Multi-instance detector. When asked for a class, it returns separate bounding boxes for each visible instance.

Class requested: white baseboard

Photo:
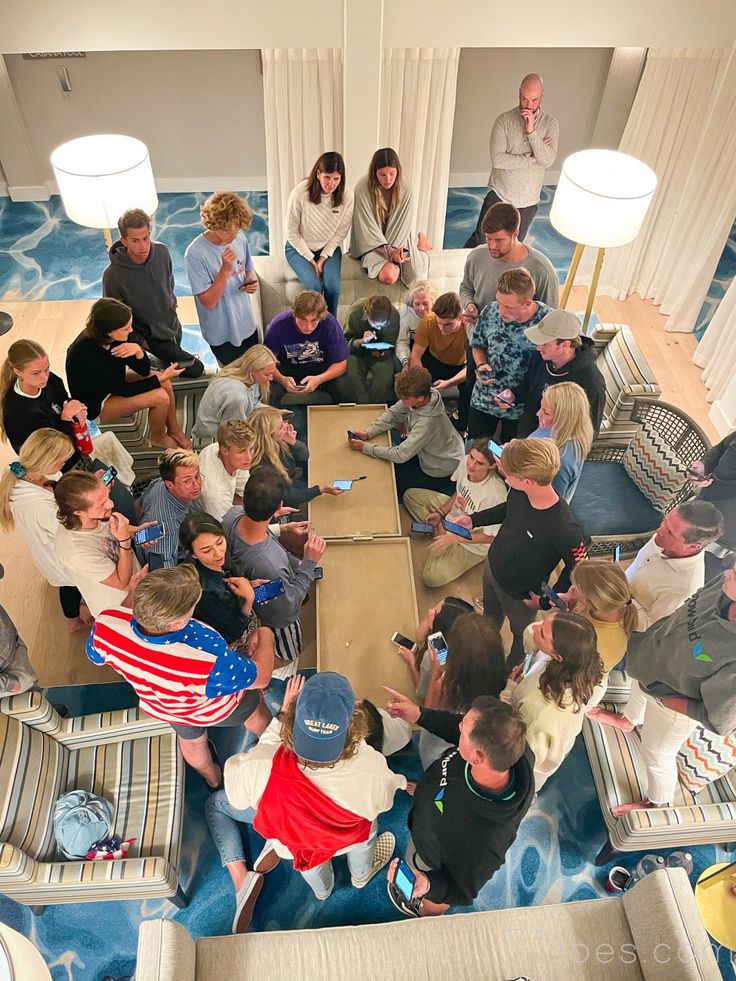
[7,184,51,201]
[0,177,269,199]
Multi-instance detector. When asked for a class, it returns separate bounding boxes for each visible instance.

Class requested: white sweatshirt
[285,181,355,259]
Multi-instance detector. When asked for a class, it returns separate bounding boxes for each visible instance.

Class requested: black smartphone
[347,430,360,440]
[133,522,164,546]
[410,521,434,535]
[441,517,473,541]
[313,567,324,581]
[685,466,712,480]
[254,578,286,604]
[612,544,621,563]
[541,581,566,612]
[390,631,416,651]
[492,391,514,407]
[101,465,117,486]
[392,858,416,902]
[427,630,449,666]
[275,513,294,525]
[176,358,196,369]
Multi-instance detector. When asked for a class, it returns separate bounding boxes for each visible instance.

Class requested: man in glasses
[141,448,204,569]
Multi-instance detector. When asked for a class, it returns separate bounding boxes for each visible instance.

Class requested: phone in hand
[313,566,324,581]
[427,630,449,666]
[391,631,416,652]
[492,390,514,406]
[392,858,416,902]
[441,517,473,541]
[612,544,621,563]
[133,522,164,546]
[101,465,117,486]
[410,521,434,535]
[333,480,353,491]
[685,466,712,480]
[253,578,286,604]
[487,439,503,458]
[175,358,196,369]
[275,513,295,525]
[347,430,360,440]
[541,581,566,612]
[291,384,308,393]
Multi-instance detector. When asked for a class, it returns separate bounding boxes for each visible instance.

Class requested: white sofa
[135,868,719,981]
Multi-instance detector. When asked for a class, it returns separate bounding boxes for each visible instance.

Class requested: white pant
[624,680,698,806]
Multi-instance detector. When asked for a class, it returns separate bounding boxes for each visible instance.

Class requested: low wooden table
[307,405,400,539]
[316,537,418,705]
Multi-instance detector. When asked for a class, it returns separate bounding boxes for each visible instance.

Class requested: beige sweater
[285,180,355,259]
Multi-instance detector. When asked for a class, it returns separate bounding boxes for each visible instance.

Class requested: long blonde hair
[570,558,638,638]
[0,339,48,443]
[248,406,291,479]
[543,382,594,462]
[217,344,277,403]
[0,428,74,531]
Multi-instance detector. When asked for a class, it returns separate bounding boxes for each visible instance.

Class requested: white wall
[450,48,614,185]
[4,50,267,190]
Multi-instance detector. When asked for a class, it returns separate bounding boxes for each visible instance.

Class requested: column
[0,55,48,201]
[343,0,384,182]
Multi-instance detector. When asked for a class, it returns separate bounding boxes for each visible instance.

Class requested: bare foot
[150,433,177,449]
[170,430,193,450]
[612,800,661,818]
[587,708,635,732]
[65,617,88,633]
[417,232,432,252]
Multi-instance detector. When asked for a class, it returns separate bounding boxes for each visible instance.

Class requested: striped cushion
[603,669,631,704]
[677,726,736,794]
[593,324,660,436]
[621,420,685,514]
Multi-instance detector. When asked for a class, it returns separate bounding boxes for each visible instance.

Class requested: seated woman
[65,298,190,450]
[179,511,286,721]
[344,294,401,404]
[206,673,404,933]
[0,428,90,632]
[396,280,437,368]
[285,151,354,317]
[409,292,467,394]
[502,611,602,791]
[193,344,276,443]
[247,406,343,510]
[350,147,431,286]
[264,290,352,406]
[528,381,593,503]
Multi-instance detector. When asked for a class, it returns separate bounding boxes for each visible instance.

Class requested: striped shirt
[140,477,200,568]
[86,608,257,727]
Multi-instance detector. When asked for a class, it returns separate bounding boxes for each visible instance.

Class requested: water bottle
[70,416,93,456]
[630,853,666,884]
[666,851,694,874]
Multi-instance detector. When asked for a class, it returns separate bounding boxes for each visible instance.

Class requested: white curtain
[693,275,736,402]
[597,46,736,332]
[262,48,343,254]
[380,47,460,251]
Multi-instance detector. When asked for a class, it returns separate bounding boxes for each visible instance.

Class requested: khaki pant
[402,488,486,588]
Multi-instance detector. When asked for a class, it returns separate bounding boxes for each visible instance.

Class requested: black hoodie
[409,707,534,906]
[102,240,179,342]
[513,335,606,438]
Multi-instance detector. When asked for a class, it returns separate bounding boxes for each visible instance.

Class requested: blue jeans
[285,243,342,316]
[205,790,377,900]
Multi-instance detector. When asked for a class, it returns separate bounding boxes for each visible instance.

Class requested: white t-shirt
[625,535,705,630]
[198,442,249,521]
[448,457,507,556]
[55,523,139,617]
[10,481,73,587]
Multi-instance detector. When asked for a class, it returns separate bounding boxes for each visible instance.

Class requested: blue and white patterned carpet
[0,682,733,981]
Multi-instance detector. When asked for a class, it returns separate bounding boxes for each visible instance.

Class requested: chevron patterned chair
[0,691,186,912]
[570,398,712,559]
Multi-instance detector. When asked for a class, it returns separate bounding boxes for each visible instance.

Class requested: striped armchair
[591,323,661,442]
[0,691,185,911]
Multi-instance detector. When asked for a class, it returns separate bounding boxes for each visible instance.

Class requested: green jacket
[343,297,400,361]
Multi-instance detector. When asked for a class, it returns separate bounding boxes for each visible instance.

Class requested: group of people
[1,69,736,935]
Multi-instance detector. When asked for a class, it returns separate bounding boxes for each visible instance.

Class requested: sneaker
[387,878,422,918]
[351,831,395,888]
[232,871,263,934]
[253,840,281,874]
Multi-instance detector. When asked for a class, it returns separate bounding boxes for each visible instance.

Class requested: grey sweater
[488,106,559,209]
[628,577,736,735]
[459,245,560,312]
[193,377,266,441]
[362,389,464,477]
[102,240,179,342]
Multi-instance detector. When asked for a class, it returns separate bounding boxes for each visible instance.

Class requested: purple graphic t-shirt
[264,311,349,375]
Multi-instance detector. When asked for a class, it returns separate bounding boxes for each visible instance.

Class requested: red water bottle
[71,416,93,456]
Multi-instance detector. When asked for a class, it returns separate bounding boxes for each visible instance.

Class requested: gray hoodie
[102,240,179,342]
[362,389,465,477]
[628,576,736,735]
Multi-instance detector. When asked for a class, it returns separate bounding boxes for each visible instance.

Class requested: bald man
[465,74,559,248]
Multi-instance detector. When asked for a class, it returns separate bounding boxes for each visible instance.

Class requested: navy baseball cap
[292,672,355,763]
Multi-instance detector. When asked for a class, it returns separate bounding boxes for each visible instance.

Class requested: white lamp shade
[550,149,657,249]
[51,134,158,230]
[0,922,52,981]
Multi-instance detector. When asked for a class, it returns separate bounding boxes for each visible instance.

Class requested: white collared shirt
[626,535,705,631]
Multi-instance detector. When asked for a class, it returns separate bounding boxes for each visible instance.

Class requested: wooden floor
[0,287,716,687]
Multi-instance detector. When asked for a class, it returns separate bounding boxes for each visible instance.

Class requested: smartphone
[410,521,434,535]
[254,578,286,604]
[541,581,566,612]
[291,384,308,393]
[477,367,493,378]
[686,466,712,480]
[492,391,514,407]
[332,480,353,491]
[176,358,196,369]
[390,631,416,652]
[521,651,536,677]
[101,465,117,486]
[612,544,621,563]
[441,517,473,541]
[392,858,416,902]
[133,522,164,546]
[427,630,449,666]
[313,567,324,581]
[275,513,294,525]
[487,439,503,458]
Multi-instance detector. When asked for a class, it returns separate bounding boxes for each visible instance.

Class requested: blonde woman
[193,345,277,442]
[248,406,343,509]
[0,428,90,631]
[185,191,259,365]
[529,381,593,502]
[396,280,438,367]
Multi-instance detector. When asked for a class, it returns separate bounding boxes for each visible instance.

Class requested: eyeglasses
[175,474,202,488]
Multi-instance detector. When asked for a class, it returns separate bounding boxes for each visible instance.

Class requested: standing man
[140,449,203,569]
[102,209,204,378]
[464,73,559,248]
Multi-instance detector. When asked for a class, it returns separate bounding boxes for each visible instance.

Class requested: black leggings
[59,586,82,619]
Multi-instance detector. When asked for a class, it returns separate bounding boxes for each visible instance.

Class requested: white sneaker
[232,871,263,934]
[253,839,280,874]
[351,832,395,889]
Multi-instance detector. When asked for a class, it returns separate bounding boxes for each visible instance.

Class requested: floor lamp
[550,149,657,333]
[0,921,52,980]
[50,134,158,252]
